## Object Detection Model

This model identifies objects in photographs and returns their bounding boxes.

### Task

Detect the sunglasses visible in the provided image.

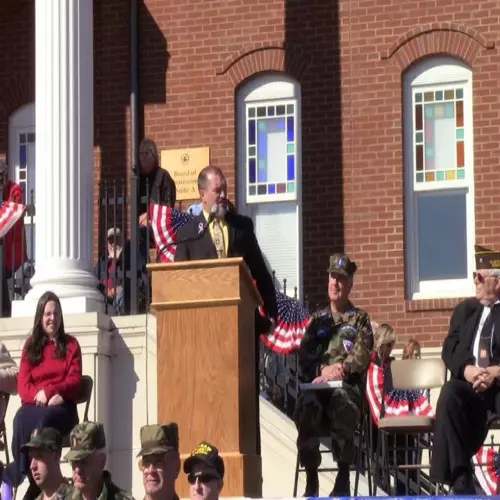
[187,472,220,485]
[472,271,499,283]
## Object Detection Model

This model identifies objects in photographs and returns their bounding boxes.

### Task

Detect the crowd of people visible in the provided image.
[1,136,500,498]
[0,290,227,500]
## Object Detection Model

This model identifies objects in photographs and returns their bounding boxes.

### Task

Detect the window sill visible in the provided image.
[405,296,470,312]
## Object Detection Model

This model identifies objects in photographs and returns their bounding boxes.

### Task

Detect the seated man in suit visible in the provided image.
[174,165,277,323]
[430,245,500,494]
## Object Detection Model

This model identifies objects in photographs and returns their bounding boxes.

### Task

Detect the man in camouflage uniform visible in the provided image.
[64,422,134,500]
[294,253,374,497]
[20,427,71,500]
[137,424,180,500]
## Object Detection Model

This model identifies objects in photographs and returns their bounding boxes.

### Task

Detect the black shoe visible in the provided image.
[303,470,319,497]
[330,466,351,497]
[452,472,476,495]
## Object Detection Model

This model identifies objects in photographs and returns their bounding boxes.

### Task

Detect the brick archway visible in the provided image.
[216,42,310,86]
[380,23,495,69]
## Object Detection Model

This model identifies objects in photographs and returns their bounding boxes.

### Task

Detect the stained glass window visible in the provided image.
[18,132,35,204]
[246,103,296,198]
[413,88,465,184]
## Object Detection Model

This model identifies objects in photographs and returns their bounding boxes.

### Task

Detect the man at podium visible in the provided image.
[174,165,277,323]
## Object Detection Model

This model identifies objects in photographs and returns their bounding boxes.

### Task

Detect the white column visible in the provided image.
[12,0,103,316]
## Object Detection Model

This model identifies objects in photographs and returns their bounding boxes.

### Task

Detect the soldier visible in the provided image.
[64,422,134,500]
[20,427,70,500]
[294,253,374,497]
[183,442,224,500]
[137,424,180,500]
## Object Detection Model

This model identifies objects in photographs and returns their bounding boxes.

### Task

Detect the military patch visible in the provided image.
[339,324,357,337]
[343,339,354,352]
[316,327,328,338]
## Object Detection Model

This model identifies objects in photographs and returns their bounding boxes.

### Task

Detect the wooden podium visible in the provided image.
[148,258,263,498]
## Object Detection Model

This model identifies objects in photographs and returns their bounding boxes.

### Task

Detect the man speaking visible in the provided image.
[174,165,277,455]
[174,165,277,323]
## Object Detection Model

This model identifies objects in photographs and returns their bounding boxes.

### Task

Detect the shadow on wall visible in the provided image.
[109,331,140,491]
[94,0,169,249]
[285,0,344,307]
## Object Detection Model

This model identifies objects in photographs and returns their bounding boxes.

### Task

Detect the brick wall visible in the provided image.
[2,0,500,347]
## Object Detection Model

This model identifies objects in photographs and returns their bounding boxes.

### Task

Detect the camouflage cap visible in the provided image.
[137,423,179,457]
[20,427,62,453]
[64,422,106,462]
[183,441,224,478]
[475,244,500,270]
[327,253,357,277]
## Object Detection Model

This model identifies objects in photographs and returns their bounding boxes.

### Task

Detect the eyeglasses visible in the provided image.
[472,271,499,283]
[187,472,220,485]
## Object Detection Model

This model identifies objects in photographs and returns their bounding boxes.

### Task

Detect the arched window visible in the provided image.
[236,74,302,296]
[404,57,474,299]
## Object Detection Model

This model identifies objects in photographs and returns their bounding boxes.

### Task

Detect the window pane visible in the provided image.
[413,88,465,184]
[417,190,467,281]
[246,103,297,197]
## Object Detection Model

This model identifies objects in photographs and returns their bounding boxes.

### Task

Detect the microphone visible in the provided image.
[172,204,218,247]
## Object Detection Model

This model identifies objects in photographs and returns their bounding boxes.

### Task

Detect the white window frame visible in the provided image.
[8,102,36,224]
[236,74,303,298]
[239,75,301,204]
[404,57,475,300]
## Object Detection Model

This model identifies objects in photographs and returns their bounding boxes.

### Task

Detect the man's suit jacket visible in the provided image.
[442,297,500,379]
[174,211,278,321]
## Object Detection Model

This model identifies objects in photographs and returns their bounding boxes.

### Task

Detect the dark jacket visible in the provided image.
[93,243,147,314]
[138,167,176,213]
[442,297,496,380]
[174,211,278,321]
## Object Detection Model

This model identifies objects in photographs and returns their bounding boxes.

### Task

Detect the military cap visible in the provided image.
[20,427,62,453]
[64,422,106,462]
[327,253,357,277]
[137,423,179,457]
[184,441,224,478]
[475,245,500,270]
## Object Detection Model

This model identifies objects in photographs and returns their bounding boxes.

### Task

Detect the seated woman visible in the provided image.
[1,291,82,498]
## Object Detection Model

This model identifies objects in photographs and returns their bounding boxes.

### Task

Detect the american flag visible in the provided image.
[149,204,195,262]
[259,290,309,354]
[473,446,500,495]
[0,201,26,240]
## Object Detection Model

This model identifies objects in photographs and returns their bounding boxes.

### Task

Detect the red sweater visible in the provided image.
[3,181,28,272]
[17,335,82,405]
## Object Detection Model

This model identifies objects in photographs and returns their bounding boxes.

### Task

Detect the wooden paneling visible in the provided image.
[149,258,262,497]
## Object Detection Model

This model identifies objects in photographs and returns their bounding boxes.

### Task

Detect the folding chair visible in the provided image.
[373,358,445,496]
[292,383,372,497]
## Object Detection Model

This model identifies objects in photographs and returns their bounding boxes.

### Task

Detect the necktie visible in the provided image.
[212,220,226,259]
[478,304,499,367]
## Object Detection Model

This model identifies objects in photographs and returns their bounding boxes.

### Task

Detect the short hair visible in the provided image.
[197,165,225,191]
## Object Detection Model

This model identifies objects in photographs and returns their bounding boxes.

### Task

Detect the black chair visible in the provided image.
[292,391,372,497]
[0,392,10,464]
[61,376,94,449]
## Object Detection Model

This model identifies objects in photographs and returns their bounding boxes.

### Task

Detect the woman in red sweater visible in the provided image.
[1,291,82,496]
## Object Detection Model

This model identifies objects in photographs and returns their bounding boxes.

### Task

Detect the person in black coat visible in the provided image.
[174,165,277,322]
[430,245,500,494]
[174,165,277,457]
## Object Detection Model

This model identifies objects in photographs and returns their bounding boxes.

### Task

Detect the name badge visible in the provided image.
[479,348,488,359]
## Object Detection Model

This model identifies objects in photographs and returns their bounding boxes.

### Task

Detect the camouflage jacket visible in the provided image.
[36,480,72,500]
[66,471,135,500]
[298,303,374,382]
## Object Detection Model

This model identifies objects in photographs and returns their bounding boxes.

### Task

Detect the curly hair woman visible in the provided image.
[1,291,82,499]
